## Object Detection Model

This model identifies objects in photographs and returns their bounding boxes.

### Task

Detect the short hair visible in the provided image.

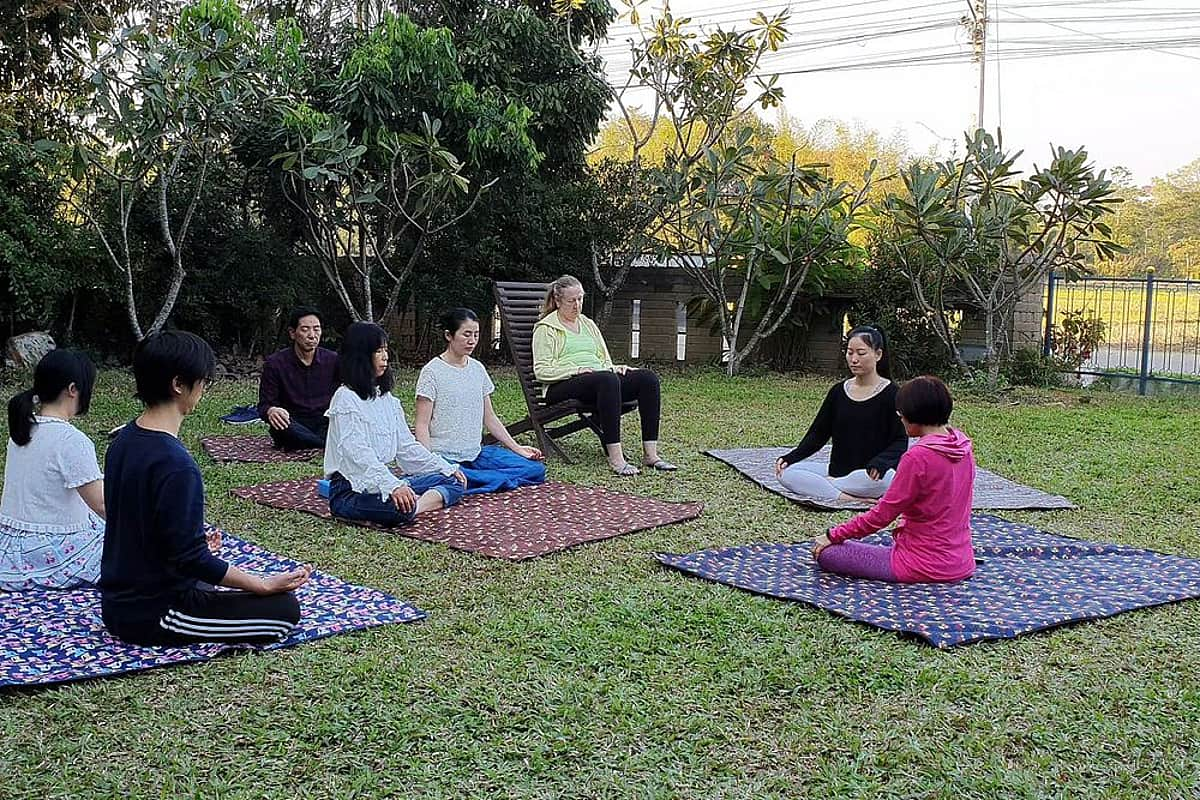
[288,306,323,330]
[896,375,953,426]
[133,330,216,407]
[845,324,892,379]
[7,349,97,446]
[339,321,393,400]
[439,307,479,337]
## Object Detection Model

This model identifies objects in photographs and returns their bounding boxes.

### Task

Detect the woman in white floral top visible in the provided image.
[1,350,106,591]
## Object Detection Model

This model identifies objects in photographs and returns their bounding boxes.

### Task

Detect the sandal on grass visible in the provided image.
[611,462,641,476]
[644,458,678,472]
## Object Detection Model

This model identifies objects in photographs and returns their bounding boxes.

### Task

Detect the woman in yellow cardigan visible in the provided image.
[532,275,677,476]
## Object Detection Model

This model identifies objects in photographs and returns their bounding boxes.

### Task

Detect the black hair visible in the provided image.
[288,306,323,331]
[896,375,954,426]
[339,321,393,400]
[845,324,892,379]
[439,307,479,339]
[133,330,216,407]
[7,349,98,447]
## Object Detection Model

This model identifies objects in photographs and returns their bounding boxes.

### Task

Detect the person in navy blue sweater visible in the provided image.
[100,331,311,646]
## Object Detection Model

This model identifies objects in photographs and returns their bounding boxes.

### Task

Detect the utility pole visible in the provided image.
[969,0,988,130]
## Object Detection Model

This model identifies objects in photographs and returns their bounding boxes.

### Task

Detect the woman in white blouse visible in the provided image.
[1,350,106,591]
[323,323,466,526]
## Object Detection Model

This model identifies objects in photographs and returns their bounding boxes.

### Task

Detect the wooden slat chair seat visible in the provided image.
[490,280,637,463]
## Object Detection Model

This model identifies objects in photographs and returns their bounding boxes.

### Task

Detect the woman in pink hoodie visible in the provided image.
[810,376,976,583]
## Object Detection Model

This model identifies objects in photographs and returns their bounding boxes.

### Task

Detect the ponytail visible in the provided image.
[6,349,98,447]
[542,275,584,319]
[846,324,892,379]
[7,389,37,446]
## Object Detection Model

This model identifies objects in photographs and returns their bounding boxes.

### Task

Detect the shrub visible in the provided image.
[1004,347,1065,388]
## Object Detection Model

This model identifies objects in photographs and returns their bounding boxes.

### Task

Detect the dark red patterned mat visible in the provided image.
[201,435,320,463]
[231,478,703,560]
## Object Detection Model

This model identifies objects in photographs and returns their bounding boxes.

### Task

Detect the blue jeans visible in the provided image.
[458,445,547,495]
[327,473,464,527]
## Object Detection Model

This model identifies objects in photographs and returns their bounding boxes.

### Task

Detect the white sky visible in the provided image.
[598,0,1200,183]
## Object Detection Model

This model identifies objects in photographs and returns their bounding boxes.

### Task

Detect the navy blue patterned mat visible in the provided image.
[656,515,1200,647]
[0,527,426,687]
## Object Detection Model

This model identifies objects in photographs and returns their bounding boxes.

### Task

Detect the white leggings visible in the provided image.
[779,459,895,502]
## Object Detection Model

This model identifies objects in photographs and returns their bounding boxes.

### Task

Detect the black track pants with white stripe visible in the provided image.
[113,587,301,646]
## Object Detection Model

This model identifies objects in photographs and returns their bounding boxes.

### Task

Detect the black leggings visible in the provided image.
[544,369,661,446]
[105,587,301,647]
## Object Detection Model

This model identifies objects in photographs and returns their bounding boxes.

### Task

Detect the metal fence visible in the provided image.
[1043,270,1200,394]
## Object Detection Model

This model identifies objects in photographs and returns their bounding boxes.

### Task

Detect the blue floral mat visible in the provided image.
[656,515,1200,647]
[0,527,425,687]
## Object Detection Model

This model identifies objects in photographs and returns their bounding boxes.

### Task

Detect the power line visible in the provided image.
[1004,6,1200,59]
[601,0,1200,84]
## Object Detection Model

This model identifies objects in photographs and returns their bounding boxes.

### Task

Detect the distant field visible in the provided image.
[1046,278,1200,348]
[1046,279,1200,376]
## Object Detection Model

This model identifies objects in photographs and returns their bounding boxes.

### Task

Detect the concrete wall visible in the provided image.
[598,266,728,364]
[596,266,849,373]
[957,283,1044,357]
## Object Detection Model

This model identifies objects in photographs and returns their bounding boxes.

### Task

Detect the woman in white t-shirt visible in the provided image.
[1,350,106,591]
[414,308,547,495]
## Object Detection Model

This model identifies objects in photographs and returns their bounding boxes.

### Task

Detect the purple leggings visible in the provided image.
[817,540,899,582]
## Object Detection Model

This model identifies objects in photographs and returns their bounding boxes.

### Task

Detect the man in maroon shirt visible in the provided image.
[257,307,340,450]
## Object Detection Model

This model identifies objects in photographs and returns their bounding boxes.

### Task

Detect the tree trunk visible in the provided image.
[146,254,186,337]
[985,306,1000,391]
[594,289,617,328]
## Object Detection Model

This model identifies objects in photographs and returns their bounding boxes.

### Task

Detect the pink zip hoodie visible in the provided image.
[828,428,976,583]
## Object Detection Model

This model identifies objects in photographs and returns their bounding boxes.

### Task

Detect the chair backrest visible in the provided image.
[494,281,551,406]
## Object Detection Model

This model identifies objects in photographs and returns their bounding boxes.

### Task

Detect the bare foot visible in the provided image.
[837,492,878,506]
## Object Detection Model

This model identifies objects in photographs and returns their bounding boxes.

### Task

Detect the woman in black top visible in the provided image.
[774,326,908,503]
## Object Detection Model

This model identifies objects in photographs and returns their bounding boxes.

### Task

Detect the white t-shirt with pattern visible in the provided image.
[0,416,103,533]
[415,356,495,463]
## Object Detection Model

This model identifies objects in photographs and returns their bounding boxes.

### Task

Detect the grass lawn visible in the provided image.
[3,367,1200,798]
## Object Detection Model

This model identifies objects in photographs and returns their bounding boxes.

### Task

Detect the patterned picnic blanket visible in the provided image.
[0,527,424,687]
[706,446,1075,511]
[200,435,320,464]
[233,478,704,560]
[657,514,1200,647]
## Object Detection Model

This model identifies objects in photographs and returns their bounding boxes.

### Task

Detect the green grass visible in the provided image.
[2,368,1200,798]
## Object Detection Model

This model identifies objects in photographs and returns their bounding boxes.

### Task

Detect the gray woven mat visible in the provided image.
[705,445,1075,511]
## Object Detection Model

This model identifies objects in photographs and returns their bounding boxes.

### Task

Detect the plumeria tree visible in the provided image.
[879,129,1124,388]
[62,0,263,339]
[659,127,873,375]
[587,4,789,325]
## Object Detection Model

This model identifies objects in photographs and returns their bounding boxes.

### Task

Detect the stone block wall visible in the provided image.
[957,283,1045,357]
[597,265,849,373]
[599,266,728,364]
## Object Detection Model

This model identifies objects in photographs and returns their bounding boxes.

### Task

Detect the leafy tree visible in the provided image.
[62,0,266,339]
[878,129,1123,389]
[1104,157,1200,278]
[660,128,873,376]
[264,12,542,323]
[0,0,133,137]
[0,131,99,338]
[588,4,789,325]
[417,0,615,301]
[770,116,908,203]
